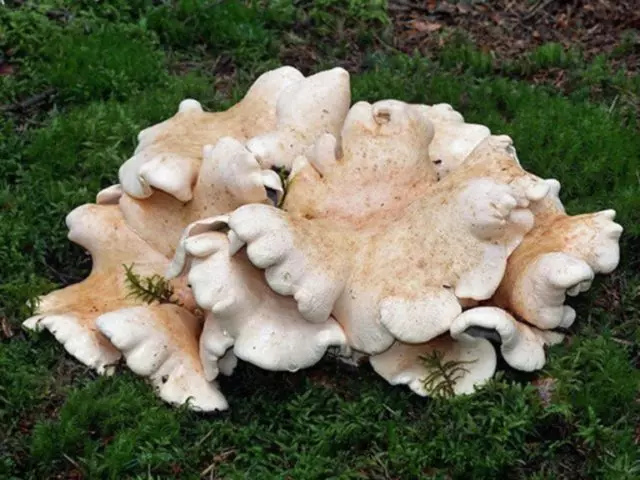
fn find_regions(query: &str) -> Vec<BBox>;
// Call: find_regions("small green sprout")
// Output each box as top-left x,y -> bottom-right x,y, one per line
419,350 -> 477,399
123,263 -> 178,306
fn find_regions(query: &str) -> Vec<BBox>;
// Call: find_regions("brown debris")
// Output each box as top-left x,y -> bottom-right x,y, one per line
389,0 -> 640,75
533,376 -> 558,407
0,88 -> 57,113
1,317 -> 14,339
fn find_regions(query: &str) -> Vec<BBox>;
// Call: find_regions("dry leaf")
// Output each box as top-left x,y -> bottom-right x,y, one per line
456,3 -> 471,14
491,13 -> 505,26
1,317 -> 14,338
410,20 -> 442,33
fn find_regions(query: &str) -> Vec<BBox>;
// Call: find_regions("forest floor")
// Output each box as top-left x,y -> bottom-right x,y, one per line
1,1 -> 639,479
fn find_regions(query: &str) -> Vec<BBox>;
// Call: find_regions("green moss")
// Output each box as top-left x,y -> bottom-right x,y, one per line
297,0 -> 390,40
29,373 -> 183,477
545,336 -> 639,424
41,24 -> 167,103
145,0 -> 281,67
508,42 -> 582,76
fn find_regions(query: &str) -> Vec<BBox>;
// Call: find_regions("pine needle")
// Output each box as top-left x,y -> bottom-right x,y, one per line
419,350 -> 477,398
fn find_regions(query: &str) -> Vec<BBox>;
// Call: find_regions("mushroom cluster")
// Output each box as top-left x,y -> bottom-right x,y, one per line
24,66 -> 623,411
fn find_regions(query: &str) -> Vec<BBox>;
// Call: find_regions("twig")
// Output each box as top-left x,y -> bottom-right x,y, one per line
200,449 -> 235,477
0,88 -> 56,112
200,463 -> 216,477
195,428 -> 216,448
1,316 -> 14,339
43,260 -> 87,284
504,1 -> 519,13
524,0 -> 556,20
611,337 -> 634,347
374,34 -> 404,55
388,0 -> 430,14
525,0 -> 543,15
382,403 -> 400,417
608,94 -> 619,114
372,452 -> 392,480
62,453 -> 83,472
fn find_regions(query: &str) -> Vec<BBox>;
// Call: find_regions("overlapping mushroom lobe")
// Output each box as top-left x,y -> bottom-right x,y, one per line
228,102 -> 550,355
167,220 -> 347,374
118,66 -> 304,200
116,137 -> 281,257
23,204 -> 194,374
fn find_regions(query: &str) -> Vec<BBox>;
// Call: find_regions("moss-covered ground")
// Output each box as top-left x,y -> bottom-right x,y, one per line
1,1 -> 639,478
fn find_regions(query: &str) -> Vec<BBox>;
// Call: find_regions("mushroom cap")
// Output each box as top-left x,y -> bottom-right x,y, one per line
451,306 -> 564,371
247,67 -> 351,169
22,204 -> 186,374
283,99 -> 438,226
119,66 -> 303,200
227,133 -> 549,355
96,304 -> 228,412
493,209 -> 623,330
169,221 -> 347,373
117,136 -> 282,258
370,336 -> 497,397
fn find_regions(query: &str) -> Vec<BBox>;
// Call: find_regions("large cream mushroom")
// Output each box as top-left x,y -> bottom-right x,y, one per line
22,65 -> 624,410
